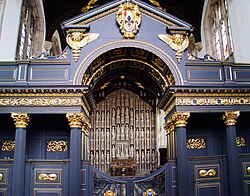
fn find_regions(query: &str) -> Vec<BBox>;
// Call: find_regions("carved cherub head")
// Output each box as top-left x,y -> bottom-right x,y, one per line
71,32 -> 84,42
172,34 -> 185,45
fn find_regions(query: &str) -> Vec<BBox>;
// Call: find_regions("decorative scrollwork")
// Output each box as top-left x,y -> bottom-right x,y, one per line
187,138 -> 206,149
236,136 -> 246,147
47,141 -> 68,152
38,173 -> 57,181
199,169 -> 217,177
2,140 -> 15,151
116,2 -> 142,39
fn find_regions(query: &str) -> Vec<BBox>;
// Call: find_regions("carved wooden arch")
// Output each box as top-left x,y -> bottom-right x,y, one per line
73,40 -> 184,86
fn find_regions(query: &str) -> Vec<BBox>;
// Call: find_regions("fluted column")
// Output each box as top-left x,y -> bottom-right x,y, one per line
171,112 -> 190,196
164,119 -> 175,159
222,111 -> 240,196
11,113 -> 30,196
66,113 -> 84,196
82,119 -> 90,160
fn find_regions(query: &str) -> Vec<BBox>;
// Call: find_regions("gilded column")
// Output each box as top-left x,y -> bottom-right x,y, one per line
171,112 -> 190,196
66,113 -> 84,196
222,111 -> 241,196
11,113 -> 30,196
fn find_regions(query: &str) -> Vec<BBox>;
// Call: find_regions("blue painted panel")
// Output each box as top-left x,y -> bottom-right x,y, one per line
26,139 -> 42,159
29,66 -> 68,81
187,67 -> 223,81
195,182 -> 220,196
0,67 -> 17,80
34,188 -> 62,196
233,68 -> 250,81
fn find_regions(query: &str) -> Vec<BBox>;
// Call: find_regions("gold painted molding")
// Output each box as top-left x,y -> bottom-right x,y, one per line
222,111 -> 240,126
11,113 -> 31,128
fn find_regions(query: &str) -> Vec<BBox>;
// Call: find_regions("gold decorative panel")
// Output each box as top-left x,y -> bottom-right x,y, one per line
1,140 -> 15,151
236,136 -> 246,147
47,141 -> 68,152
90,89 -> 157,175
131,48 -> 148,60
187,138 -> 206,149
148,68 -> 160,81
34,168 -> 62,185
194,164 -> 220,181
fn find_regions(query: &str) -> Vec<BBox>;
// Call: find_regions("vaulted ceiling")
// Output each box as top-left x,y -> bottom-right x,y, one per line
43,0 -> 205,47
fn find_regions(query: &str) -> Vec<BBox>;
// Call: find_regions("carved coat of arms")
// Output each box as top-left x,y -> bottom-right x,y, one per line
116,2 -> 142,39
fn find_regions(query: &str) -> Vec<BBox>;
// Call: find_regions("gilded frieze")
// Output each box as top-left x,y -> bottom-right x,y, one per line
176,97 -> 250,106
91,56 -> 106,72
47,141 -> 68,152
187,138 -> 206,149
0,97 -> 83,107
1,140 -> 15,151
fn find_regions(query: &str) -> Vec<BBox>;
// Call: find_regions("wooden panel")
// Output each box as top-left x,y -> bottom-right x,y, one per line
34,188 -> 62,196
195,182 -> 220,196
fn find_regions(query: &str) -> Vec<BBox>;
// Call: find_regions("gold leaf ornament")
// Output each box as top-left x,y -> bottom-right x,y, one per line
158,33 -> 189,63
66,31 -> 100,62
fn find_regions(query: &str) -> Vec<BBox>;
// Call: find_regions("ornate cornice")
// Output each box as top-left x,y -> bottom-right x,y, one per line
66,113 -> 84,128
11,112 -> 31,128
171,112 -> 190,127
222,111 -> 240,126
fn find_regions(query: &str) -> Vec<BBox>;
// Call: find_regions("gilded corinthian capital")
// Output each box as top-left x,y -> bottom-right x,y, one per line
171,112 -> 190,127
222,111 -> 240,126
164,119 -> 175,135
66,113 -> 84,128
11,113 -> 31,128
